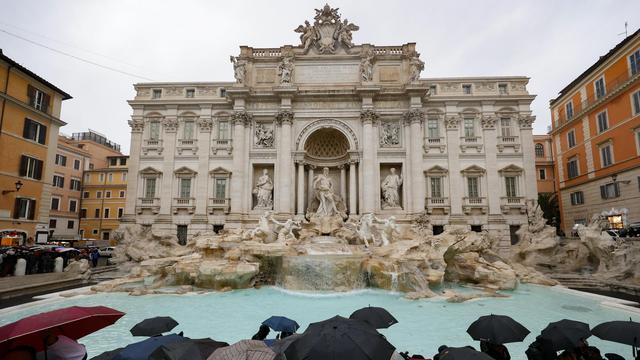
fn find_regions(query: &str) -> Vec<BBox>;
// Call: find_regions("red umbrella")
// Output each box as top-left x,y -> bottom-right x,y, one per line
0,305 -> 124,354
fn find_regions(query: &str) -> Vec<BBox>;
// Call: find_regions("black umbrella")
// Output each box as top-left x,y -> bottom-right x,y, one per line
148,338 -> 229,360
283,315 -> 395,360
130,316 -> 178,337
349,306 -> 398,329
592,319 -> 640,346
540,319 -> 591,351
467,314 -> 530,344
439,346 -> 494,360
89,347 -> 123,360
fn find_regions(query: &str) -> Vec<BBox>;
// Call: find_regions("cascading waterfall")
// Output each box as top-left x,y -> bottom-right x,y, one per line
277,254 -> 366,291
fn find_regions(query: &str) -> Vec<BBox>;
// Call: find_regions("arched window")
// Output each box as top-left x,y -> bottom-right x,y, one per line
535,143 -> 544,157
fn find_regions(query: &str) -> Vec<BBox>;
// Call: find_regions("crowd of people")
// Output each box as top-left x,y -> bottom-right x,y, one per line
0,246 -> 103,277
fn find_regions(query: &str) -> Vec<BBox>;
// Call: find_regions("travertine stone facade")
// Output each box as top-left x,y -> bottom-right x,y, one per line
123,6 -> 537,251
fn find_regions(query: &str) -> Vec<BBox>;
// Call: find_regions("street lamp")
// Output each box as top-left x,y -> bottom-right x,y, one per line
2,181 -> 23,195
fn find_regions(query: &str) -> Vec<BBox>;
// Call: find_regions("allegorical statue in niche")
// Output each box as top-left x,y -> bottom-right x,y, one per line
229,55 -> 246,84
312,167 -> 341,217
360,50 -> 374,82
253,169 -> 274,209
408,51 -> 425,82
278,56 -> 294,84
381,167 -> 403,209
255,123 -> 274,148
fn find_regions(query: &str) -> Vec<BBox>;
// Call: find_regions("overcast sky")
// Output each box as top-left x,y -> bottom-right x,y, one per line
1,0 -> 638,154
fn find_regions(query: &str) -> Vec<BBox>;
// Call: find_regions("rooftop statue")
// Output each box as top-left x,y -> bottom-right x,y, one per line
294,4 -> 359,54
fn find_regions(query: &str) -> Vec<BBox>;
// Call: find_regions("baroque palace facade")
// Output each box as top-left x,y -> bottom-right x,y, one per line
123,5 -> 537,251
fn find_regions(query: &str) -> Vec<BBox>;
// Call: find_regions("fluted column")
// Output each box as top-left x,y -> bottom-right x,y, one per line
405,109 -> 425,213
339,164 -> 347,200
124,116 -> 144,220
349,160 -> 357,214
360,109 -> 378,213
195,109 -> 213,216
296,161 -> 305,215
481,114 -> 500,215
276,110 -> 294,214
445,115 -> 463,215
159,113 -> 178,214
519,115 -> 537,202
230,111 -> 251,214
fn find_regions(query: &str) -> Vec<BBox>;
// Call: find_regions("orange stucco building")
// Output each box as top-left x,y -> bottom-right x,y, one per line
534,134 -> 556,195
550,29 -> 640,234
0,50 -> 72,245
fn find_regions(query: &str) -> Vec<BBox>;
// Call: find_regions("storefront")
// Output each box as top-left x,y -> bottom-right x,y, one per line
0,230 -> 27,246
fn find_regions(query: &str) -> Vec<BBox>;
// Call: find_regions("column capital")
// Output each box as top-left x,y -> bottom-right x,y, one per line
360,109 -> 379,124
198,117 -> 213,132
162,117 -> 178,132
481,115 -> 497,129
128,119 -> 144,133
518,115 -> 535,129
275,109 -> 294,125
444,115 -> 460,129
232,111 -> 252,126
403,108 -> 425,125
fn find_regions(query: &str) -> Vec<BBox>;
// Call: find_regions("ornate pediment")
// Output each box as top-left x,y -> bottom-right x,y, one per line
425,165 -> 448,176
461,165 -> 486,175
174,166 -> 197,176
498,164 -> 524,174
210,167 -> 231,176
294,4 -> 359,54
139,167 -> 162,176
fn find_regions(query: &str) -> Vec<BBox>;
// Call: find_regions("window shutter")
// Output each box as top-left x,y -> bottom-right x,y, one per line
42,93 -> 50,113
23,119 -> 32,138
19,156 -> 28,176
60,177 -> 64,188
34,159 -> 43,180
38,124 -> 47,144
614,183 -> 620,197
600,185 -> 607,199
27,85 -> 36,106
28,199 -> 36,220
13,198 -> 21,219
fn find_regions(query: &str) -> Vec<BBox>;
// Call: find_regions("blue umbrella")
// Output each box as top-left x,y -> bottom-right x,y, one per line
112,334 -> 186,360
262,316 -> 300,333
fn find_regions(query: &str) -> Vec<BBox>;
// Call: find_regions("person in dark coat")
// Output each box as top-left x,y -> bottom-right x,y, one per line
251,324 -> 270,340
90,250 -> 99,267
526,336 -> 556,360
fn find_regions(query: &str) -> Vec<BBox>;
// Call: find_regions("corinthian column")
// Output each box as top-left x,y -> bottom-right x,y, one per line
404,109 -> 425,213
276,110 -> 294,215
360,109 -> 378,213
349,160 -> 357,214
230,111 -> 251,214
296,161 -> 305,216
124,116 -> 144,221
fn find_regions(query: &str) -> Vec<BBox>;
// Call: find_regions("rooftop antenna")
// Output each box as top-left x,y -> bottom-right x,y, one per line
617,21 -> 628,38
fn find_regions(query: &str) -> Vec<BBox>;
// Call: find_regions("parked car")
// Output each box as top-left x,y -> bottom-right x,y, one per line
98,247 -> 115,257
627,222 -> 640,237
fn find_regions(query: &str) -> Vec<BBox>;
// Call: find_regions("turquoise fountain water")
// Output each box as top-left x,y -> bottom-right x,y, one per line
1,284 -> 638,359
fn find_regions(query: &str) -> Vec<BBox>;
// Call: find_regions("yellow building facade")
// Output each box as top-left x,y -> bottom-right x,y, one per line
0,50 -> 71,245
79,155 -> 128,243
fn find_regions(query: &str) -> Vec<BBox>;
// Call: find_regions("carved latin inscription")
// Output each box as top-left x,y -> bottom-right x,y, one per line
296,63 -> 359,83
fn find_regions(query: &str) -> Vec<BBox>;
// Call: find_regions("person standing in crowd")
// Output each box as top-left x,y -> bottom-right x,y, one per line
42,332 -> 87,360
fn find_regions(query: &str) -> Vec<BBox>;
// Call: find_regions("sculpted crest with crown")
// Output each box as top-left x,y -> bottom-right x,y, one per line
294,4 -> 360,54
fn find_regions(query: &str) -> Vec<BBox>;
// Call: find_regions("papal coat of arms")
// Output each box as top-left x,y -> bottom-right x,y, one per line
294,4 -> 359,54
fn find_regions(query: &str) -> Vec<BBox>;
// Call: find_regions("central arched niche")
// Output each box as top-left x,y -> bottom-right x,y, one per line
304,128 -> 349,160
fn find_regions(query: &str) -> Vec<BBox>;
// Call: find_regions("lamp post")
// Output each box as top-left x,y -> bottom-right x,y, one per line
2,180 -> 23,195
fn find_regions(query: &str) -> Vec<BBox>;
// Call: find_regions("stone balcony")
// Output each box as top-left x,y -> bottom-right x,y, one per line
500,196 -> 526,214
423,137 -> 446,154
172,197 -> 196,214
136,197 -> 160,214
207,198 -> 231,214
211,139 -> 233,156
142,139 -> 163,156
459,136 -> 483,153
462,196 -> 487,214
177,138 -> 198,155
425,197 -> 450,214
497,135 -> 521,153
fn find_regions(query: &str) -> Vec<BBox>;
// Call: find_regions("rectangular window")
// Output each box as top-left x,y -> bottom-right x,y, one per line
464,118 -> 475,138
462,84 -> 472,94
600,144 -> 613,167
92,229 -> 98,235
498,83 -> 508,95
120,158 -> 127,166
70,179 -> 81,191
145,178 -> 156,198
633,91 -> 640,115
83,191 -> 89,199
152,89 -> 162,99
186,89 -> 195,98
219,88 -> 226,97
55,154 -> 67,166
84,173 -> 90,182
122,173 -> 127,182
99,173 -> 104,182
118,208 -> 124,218
600,182 -> 620,199
594,77 -> 606,99
80,209 -> 87,218
183,121 -> 195,140
67,220 -> 74,229
108,173 -> 113,183
215,178 -> 227,199
570,191 -> 584,205
19,156 -> 43,180
13,198 -> 36,220
51,197 -> 60,210
567,130 -> 576,148
94,208 -> 100,218
566,102 -> 574,120
180,178 -> 192,198
110,157 -> 117,166
119,190 -> 125,198
596,111 -> 608,133
96,191 -> 102,199
218,121 -> 229,139
539,168 -> 546,180
505,176 -> 517,197
105,191 -> 111,198
53,175 -> 64,188
74,159 -> 81,170
427,117 -> 439,138
22,119 -> 47,144
630,49 -> 640,76
104,208 -> 110,218
149,121 -> 160,140
567,157 -> 579,179
49,219 -> 57,228
429,85 -> 437,95
500,118 -> 513,137
102,232 -> 110,240
467,177 -> 479,198
28,87 -> 48,111
430,177 -> 442,198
